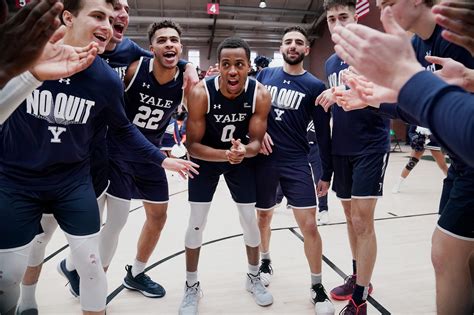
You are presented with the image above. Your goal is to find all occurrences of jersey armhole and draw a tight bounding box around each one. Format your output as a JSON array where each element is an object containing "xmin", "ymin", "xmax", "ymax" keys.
[{"xmin": 125, "ymin": 57, "xmax": 144, "ymax": 92}]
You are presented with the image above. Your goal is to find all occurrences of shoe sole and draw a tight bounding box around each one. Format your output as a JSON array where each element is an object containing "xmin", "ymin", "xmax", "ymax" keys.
[
  {"xmin": 16, "ymin": 309, "xmax": 39, "ymax": 315},
  {"xmin": 122, "ymin": 280, "xmax": 166, "ymax": 298},
  {"xmin": 330, "ymin": 287, "xmax": 374, "ymax": 301},
  {"xmin": 56, "ymin": 262, "xmax": 79, "ymax": 298}
]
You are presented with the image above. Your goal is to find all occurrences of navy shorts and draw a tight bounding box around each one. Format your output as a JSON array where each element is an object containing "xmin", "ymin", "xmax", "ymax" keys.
[
  {"xmin": 437, "ymin": 167, "xmax": 474, "ymax": 240},
  {"xmin": 188, "ymin": 158, "xmax": 256, "ymax": 204},
  {"xmin": 332, "ymin": 153, "xmax": 389, "ymax": 200},
  {"xmin": 0, "ymin": 176, "xmax": 100, "ymax": 249},
  {"xmin": 107, "ymin": 159, "xmax": 169, "ymax": 203},
  {"xmin": 255, "ymin": 155, "xmax": 316, "ymax": 209}
]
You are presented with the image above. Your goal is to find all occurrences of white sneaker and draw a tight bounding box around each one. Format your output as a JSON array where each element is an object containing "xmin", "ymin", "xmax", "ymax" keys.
[
  {"xmin": 179, "ymin": 282, "xmax": 203, "ymax": 315},
  {"xmin": 246, "ymin": 273, "xmax": 273, "ymax": 306},
  {"xmin": 317, "ymin": 211, "xmax": 329, "ymax": 225},
  {"xmin": 311, "ymin": 283, "xmax": 335, "ymax": 315},
  {"xmin": 392, "ymin": 184, "xmax": 400, "ymax": 194}
]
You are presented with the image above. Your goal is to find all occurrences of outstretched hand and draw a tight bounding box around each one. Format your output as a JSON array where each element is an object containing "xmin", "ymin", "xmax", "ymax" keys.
[
  {"xmin": 161, "ymin": 158, "xmax": 199, "ymax": 180},
  {"xmin": 31, "ymin": 26, "xmax": 99, "ymax": 81},
  {"xmin": 0, "ymin": 0, "xmax": 63, "ymax": 85}
]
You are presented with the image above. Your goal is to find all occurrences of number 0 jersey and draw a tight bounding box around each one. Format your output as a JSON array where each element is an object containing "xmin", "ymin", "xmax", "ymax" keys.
[
  {"xmin": 201, "ymin": 75, "xmax": 257, "ymax": 150},
  {"xmin": 107, "ymin": 56, "xmax": 184, "ymax": 162}
]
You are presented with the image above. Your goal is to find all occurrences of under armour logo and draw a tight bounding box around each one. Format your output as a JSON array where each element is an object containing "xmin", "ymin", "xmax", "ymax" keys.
[
  {"xmin": 340, "ymin": 61, "xmax": 346, "ymax": 65},
  {"xmin": 274, "ymin": 108, "xmax": 285, "ymax": 121},
  {"xmin": 243, "ymin": 102, "xmax": 251, "ymax": 108},
  {"xmin": 142, "ymin": 82, "xmax": 150, "ymax": 89},
  {"xmin": 283, "ymin": 80, "xmax": 291, "ymax": 84},
  {"xmin": 214, "ymin": 104, "xmax": 221, "ymax": 109},
  {"xmin": 48, "ymin": 126, "xmax": 67, "ymax": 143},
  {"xmin": 105, "ymin": 58, "xmax": 110, "ymax": 63},
  {"xmin": 59, "ymin": 78, "xmax": 71, "ymax": 85}
]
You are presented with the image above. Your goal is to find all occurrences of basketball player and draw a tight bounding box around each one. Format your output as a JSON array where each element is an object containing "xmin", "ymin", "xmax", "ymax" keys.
[
  {"xmin": 255, "ymin": 26, "xmax": 334, "ymax": 315},
  {"xmin": 178, "ymin": 37, "xmax": 273, "ymax": 315},
  {"xmin": 332, "ymin": 2, "xmax": 474, "ymax": 314},
  {"xmin": 103, "ymin": 19, "xmax": 199, "ymax": 298},
  {"xmin": 0, "ymin": 0, "xmax": 194, "ymax": 314},
  {"xmin": 316, "ymin": 1, "xmax": 390, "ymax": 314}
]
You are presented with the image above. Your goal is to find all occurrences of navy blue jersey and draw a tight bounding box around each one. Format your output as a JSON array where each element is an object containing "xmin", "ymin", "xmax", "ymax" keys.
[
  {"xmin": 0, "ymin": 57, "xmax": 165, "ymax": 189},
  {"xmin": 101, "ymin": 37, "xmax": 153, "ymax": 81},
  {"xmin": 411, "ymin": 25, "xmax": 474, "ymax": 171},
  {"xmin": 108, "ymin": 57, "xmax": 184, "ymax": 161},
  {"xmin": 325, "ymin": 53, "xmax": 390, "ymax": 156},
  {"xmin": 256, "ymin": 67, "xmax": 332, "ymax": 180},
  {"xmin": 201, "ymin": 76, "xmax": 256, "ymax": 150}
]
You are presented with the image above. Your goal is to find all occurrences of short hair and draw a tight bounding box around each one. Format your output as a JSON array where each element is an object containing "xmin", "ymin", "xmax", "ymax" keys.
[
  {"xmin": 62, "ymin": 0, "xmax": 116, "ymax": 17},
  {"xmin": 282, "ymin": 25, "xmax": 309, "ymax": 43},
  {"xmin": 323, "ymin": 0, "xmax": 356, "ymax": 11},
  {"xmin": 217, "ymin": 37, "xmax": 251, "ymax": 61},
  {"xmin": 424, "ymin": 0, "xmax": 436, "ymax": 7},
  {"xmin": 148, "ymin": 20, "xmax": 183, "ymax": 44}
]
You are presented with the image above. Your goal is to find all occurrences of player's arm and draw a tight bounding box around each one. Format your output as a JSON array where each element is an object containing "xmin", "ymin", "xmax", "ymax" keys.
[
  {"xmin": 312, "ymin": 87, "xmax": 333, "ymax": 183},
  {"xmin": 244, "ymin": 82, "xmax": 272, "ymax": 157},
  {"xmin": 186, "ymin": 81, "xmax": 227, "ymax": 161}
]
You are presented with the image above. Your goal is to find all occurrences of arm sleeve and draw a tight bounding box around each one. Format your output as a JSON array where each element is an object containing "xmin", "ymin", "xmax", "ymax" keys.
[
  {"xmin": 105, "ymin": 90, "xmax": 166, "ymax": 166},
  {"xmin": 0, "ymin": 71, "xmax": 42, "ymax": 124},
  {"xmin": 398, "ymin": 70, "xmax": 474, "ymax": 167},
  {"xmin": 312, "ymin": 85, "xmax": 333, "ymax": 182}
]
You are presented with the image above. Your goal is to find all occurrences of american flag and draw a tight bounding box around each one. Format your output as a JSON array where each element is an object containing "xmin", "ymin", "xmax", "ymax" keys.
[{"xmin": 356, "ymin": 0, "xmax": 370, "ymax": 19}]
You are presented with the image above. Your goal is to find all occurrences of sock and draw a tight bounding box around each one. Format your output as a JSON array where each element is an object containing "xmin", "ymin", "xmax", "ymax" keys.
[
  {"xmin": 131, "ymin": 259, "xmax": 147, "ymax": 277},
  {"xmin": 311, "ymin": 272, "xmax": 322, "ymax": 286},
  {"xmin": 17, "ymin": 283, "xmax": 38, "ymax": 312},
  {"xmin": 393, "ymin": 177, "xmax": 405, "ymax": 191},
  {"xmin": 352, "ymin": 259, "xmax": 357, "ymax": 275},
  {"xmin": 248, "ymin": 264, "xmax": 259, "ymax": 276},
  {"xmin": 186, "ymin": 271, "xmax": 198, "ymax": 287},
  {"xmin": 352, "ymin": 284, "xmax": 369, "ymax": 305},
  {"xmin": 65, "ymin": 254, "xmax": 75, "ymax": 271},
  {"xmin": 261, "ymin": 251, "xmax": 271, "ymax": 260}
]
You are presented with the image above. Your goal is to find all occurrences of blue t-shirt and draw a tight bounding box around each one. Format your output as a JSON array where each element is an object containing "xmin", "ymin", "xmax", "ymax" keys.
[
  {"xmin": 410, "ymin": 24, "xmax": 474, "ymax": 171},
  {"xmin": 201, "ymin": 76, "xmax": 256, "ymax": 150},
  {"xmin": 0, "ymin": 57, "xmax": 165, "ymax": 189},
  {"xmin": 256, "ymin": 67, "xmax": 332, "ymax": 181},
  {"xmin": 325, "ymin": 53, "xmax": 390, "ymax": 156},
  {"xmin": 107, "ymin": 57, "xmax": 184, "ymax": 161}
]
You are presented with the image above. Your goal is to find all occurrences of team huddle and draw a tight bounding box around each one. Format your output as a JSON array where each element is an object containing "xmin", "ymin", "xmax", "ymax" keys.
[{"xmin": 0, "ymin": 0, "xmax": 473, "ymax": 314}]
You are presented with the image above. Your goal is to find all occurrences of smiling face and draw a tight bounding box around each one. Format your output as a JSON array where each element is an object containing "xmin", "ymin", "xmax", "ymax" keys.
[
  {"xmin": 218, "ymin": 47, "xmax": 250, "ymax": 98},
  {"xmin": 111, "ymin": 0, "xmax": 129, "ymax": 44},
  {"xmin": 62, "ymin": 0, "xmax": 114, "ymax": 53},
  {"xmin": 326, "ymin": 5, "xmax": 358, "ymax": 35},
  {"xmin": 280, "ymin": 31, "xmax": 309, "ymax": 66},
  {"xmin": 150, "ymin": 27, "xmax": 182, "ymax": 69}
]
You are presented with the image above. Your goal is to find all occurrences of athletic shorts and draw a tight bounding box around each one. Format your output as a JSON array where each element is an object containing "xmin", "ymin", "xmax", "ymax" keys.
[
  {"xmin": 0, "ymin": 176, "xmax": 100, "ymax": 249},
  {"xmin": 437, "ymin": 167, "xmax": 474, "ymax": 240},
  {"xmin": 255, "ymin": 155, "xmax": 316, "ymax": 210},
  {"xmin": 332, "ymin": 153, "xmax": 389, "ymax": 200},
  {"xmin": 188, "ymin": 157, "xmax": 256, "ymax": 204},
  {"xmin": 107, "ymin": 159, "xmax": 169, "ymax": 203}
]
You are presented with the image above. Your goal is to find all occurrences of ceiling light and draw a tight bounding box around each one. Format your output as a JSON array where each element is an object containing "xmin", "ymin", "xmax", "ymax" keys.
[{"xmin": 259, "ymin": 0, "xmax": 267, "ymax": 8}]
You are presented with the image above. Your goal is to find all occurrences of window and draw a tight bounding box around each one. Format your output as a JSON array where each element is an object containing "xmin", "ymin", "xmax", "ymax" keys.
[
  {"xmin": 270, "ymin": 52, "xmax": 284, "ymax": 67},
  {"xmin": 187, "ymin": 49, "xmax": 200, "ymax": 68}
]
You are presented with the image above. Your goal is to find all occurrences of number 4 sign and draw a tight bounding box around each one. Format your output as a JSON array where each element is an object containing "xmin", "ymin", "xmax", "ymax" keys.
[{"xmin": 207, "ymin": 3, "xmax": 219, "ymax": 15}]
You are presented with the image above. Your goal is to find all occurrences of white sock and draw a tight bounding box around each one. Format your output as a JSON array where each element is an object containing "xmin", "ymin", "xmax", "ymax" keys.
[
  {"xmin": 392, "ymin": 177, "xmax": 405, "ymax": 192},
  {"xmin": 186, "ymin": 271, "xmax": 198, "ymax": 286},
  {"xmin": 131, "ymin": 259, "xmax": 146, "ymax": 277},
  {"xmin": 248, "ymin": 264, "xmax": 259, "ymax": 276},
  {"xmin": 311, "ymin": 272, "xmax": 322, "ymax": 286},
  {"xmin": 65, "ymin": 252, "xmax": 75, "ymax": 271},
  {"xmin": 261, "ymin": 251, "xmax": 271, "ymax": 260},
  {"xmin": 18, "ymin": 283, "xmax": 38, "ymax": 312}
]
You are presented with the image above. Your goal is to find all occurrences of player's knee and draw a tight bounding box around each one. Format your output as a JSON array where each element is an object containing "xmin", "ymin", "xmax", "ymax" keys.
[
  {"xmin": 146, "ymin": 209, "xmax": 167, "ymax": 230},
  {"xmin": 257, "ymin": 211, "xmax": 272, "ymax": 228},
  {"xmin": 185, "ymin": 203, "xmax": 211, "ymax": 249},
  {"xmin": 405, "ymin": 157, "xmax": 419, "ymax": 171},
  {"xmin": 351, "ymin": 214, "xmax": 373, "ymax": 236},
  {"xmin": 237, "ymin": 204, "xmax": 261, "ymax": 247}
]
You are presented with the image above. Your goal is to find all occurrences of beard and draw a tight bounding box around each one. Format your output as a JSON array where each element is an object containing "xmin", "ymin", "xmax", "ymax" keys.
[{"xmin": 282, "ymin": 51, "xmax": 305, "ymax": 65}]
